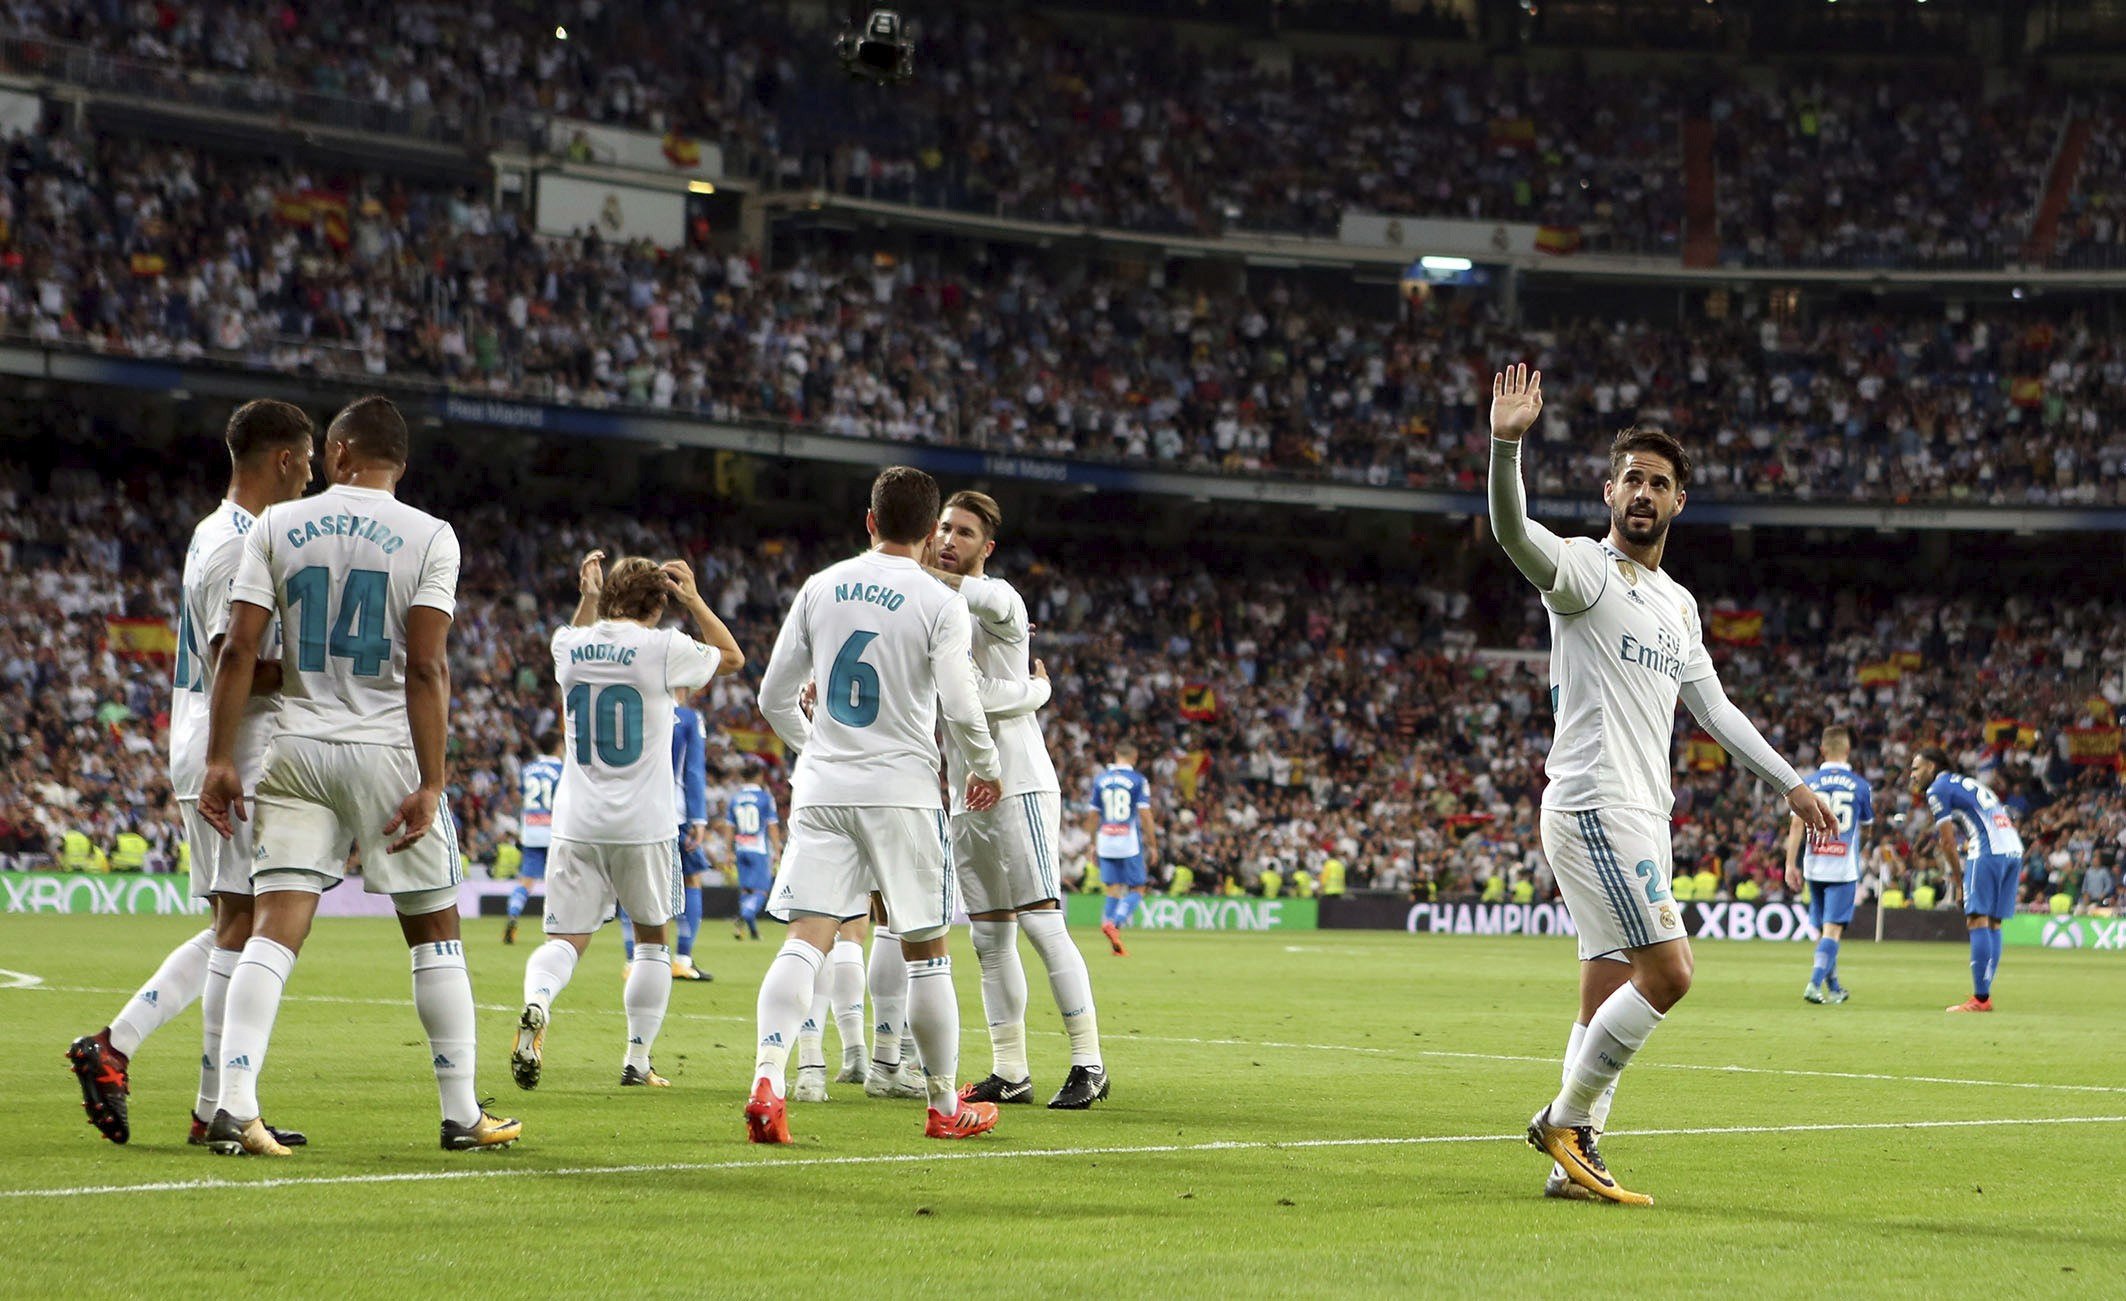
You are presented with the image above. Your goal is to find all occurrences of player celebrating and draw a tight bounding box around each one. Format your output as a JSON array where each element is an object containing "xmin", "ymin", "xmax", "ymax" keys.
[
  {"xmin": 747, "ymin": 465, "xmax": 1005, "ymax": 1144},
  {"xmin": 926, "ymin": 490, "xmax": 1110, "ymax": 1109},
  {"xmin": 671, "ymin": 685, "xmax": 713, "ymax": 981},
  {"xmin": 1487, "ymin": 366, "xmax": 1834, "ymax": 1205},
  {"xmin": 199, "ymin": 396, "xmax": 520, "ymax": 1156},
  {"xmin": 1089, "ymin": 746, "xmax": 1158, "ymax": 957},
  {"xmin": 67, "ymin": 399, "xmax": 315, "ymax": 1149},
  {"xmin": 511, "ymin": 551, "xmax": 743, "ymax": 1090},
  {"xmin": 727, "ymin": 774, "xmax": 781, "ymax": 941},
  {"xmin": 1909, "ymin": 746, "xmax": 2025, "ymax": 1013},
  {"xmin": 504, "ymin": 733, "xmax": 563, "ymax": 946},
  {"xmin": 1784, "ymin": 726, "xmax": 1874, "ymax": 1004}
]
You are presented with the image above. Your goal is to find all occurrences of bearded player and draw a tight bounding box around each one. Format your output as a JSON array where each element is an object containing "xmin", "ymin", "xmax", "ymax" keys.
[{"xmin": 1487, "ymin": 365, "xmax": 1835, "ymax": 1205}]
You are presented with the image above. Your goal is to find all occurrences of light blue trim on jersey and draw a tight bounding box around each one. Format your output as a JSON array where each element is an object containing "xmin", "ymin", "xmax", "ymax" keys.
[
  {"xmin": 440, "ymin": 804, "xmax": 463, "ymax": 886},
  {"xmin": 935, "ymin": 810, "xmax": 953, "ymax": 925},
  {"xmin": 1578, "ymin": 810, "xmax": 1647, "ymax": 949},
  {"xmin": 1023, "ymin": 793, "xmax": 1057, "ymax": 901}
]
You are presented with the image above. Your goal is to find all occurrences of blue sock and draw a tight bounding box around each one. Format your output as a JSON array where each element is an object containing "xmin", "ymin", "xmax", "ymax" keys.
[
  {"xmin": 677, "ymin": 886, "xmax": 702, "ymax": 958},
  {"xmin": 507, "ymin": 884, "xmax": 529, "ymax": 920},
  {"xmin": 1809, "ymin": 937, "xmax": 1833, "ymax": 989},
  {"xmin": 1823, "ymin": 937, "xmax": 1842, "ymax": 990},
  {"xmin": 1101, "ymin": 897, "xmax": 1117, "ymax": 925},
  {"xmin": 740, "ymin": 891, "xmax": 763, "ymax": 938},
  {"xmin": 1982, "ymin": 928, "xmax": 2001, "ymax": 995},
  {"xmin": 1969, "ymin": 929, "xmax": 1990, "ymax": 998},
  {"xmin": 1122, "ymin": 892, "xmax": 1143, "ymax": 926}
]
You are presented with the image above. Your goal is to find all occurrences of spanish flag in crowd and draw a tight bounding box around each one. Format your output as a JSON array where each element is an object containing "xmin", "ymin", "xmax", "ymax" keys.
[
  {"xmin": 2009, "ymin": 377, "xmax": 2044, "ymax": 409},
  {"xmin": 1857, "ymin": 660, "xmax": 1902, "ymax": 686},
  {"xmin": 1983, "ymin": 717, "xmax": 2020, "ymax": 746},
  {"xmin": 721, "ymin": 726, "xmax": 785, "ymax": 762},
  {"xmin": 275, "ymin": 189, "xmax": 351, "ymax": 250},
  {"xmin": 2066, "ymin": 727, "xmax": 2123, "ymax": 767},
  {"xmin": 1534, "ymin": 226, "xmax": 1583, "ymax": 256},
  {"xmin": 662, "ymin": 131, "xmax": 703, "ymax": 169},
  {"xmin": 1179, "ymin": 683, "xmax": 1218, "ymax": 721},
  {"xmin": 105, "ymin": 618, "xmax": 178, "ymax": 660},
  {"xmin": 1174, "ymin": 751, "xmax": 1211, "ymax": 801},
  {"xmin": 1684, "ymin": 732, "xmax": 1727, "ymax": 771},
  {"xmin": 128, "ymin": 253, "xmax": 167, "ymax": 278},
  {"xmin": 2089, "ymin": 696, "xmax": 2118, "ymax": 726},
  {"xmin": 1709, "ymin": 608, "xmax": 1764, "ymax": 646},
  {"xmin": 1895, "ymin": 650, "xmax": 1924, "ymax": 671}
]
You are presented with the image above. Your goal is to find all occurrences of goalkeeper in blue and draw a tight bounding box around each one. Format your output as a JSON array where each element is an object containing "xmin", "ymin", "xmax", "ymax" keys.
[{"xmin": 1782, "ymin": 725, "xmax": 1873, "ymax": 1004}]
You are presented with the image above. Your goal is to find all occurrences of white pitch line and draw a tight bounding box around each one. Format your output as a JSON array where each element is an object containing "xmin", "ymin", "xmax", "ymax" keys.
[
  {"xmin": 1412, "ymin": 1049, "xmax": 2126, "ymax": 1096},
  {"xmin": 5, "ymin": 1114, "xmax": 2121, "ymax": 1202},
  {"xmin": 0, "ymin": 968, "xmax": 43, "ymax": 990}
]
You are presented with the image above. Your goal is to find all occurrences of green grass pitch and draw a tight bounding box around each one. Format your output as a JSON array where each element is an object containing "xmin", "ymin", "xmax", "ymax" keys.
[{"xmin": 2, "ymin": 915, "xmax": 2122, "ymax": 1298}]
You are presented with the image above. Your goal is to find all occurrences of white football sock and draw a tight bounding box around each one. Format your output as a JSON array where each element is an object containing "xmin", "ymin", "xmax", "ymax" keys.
[
  {"xmin": 195, "ymin": 946, "xmax": 240, "ymax": 1120},
  {"xmin": 868, "ymin": 929, "xmax": 907, "ymax": 1068},
  {"xmin": 831, "ymin": 938, "xmax": 866, "ymax": 1065},
  {"xmin": 523, "ymin": 939, "xmax": 578, "ymax": 1015},
  {"xmin": 110, "ymin": 927, "xmax": 214, "ymax": 1058},
  {"xmin": 1551, "ymin": 1020, "xmax": 1617, "ymax": 1180},
  {"xmin": 797, "ymin": 974, "xmax": 830, "ymax": 1072},
  {"xmin": 217, "ymin": 936, "xmax": 297, "ymax": 1121},
  {"xmin": 1020, "ymin": 909, "xmax": 1102, "ymax": 1067},
  {"xmin": 1551, "ymin": 983, "xmax": 1662, "ymax": 1127},
  {"xmin": 906, "ymin": 955, "xmax": 961, "ymax": 1115},
  {"xmin": 753, "ymin": 939, "xmax": 823, "ymax": 1099},
  {"xmin": 411, "ymin": 941, "xmax": 481, "ymax": 1127},
  {"xmin": 624, "ymin": 944, "xmax": 670, "ymax": 1073},
  {"xmin": 971, "ymin": 919, "xmax": 1030, "ymax": 1081}
]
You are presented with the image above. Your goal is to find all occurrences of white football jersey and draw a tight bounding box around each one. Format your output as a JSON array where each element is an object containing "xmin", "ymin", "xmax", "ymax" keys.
[
  {"xmin": 169, "ymin": 500, "xmax": 280, "ymax": 798},
  {"xmin": 944, "ymin": 573, "xmax": 1059, "ymax": 812},
  {"xmin": 1538, "ymin": 537, "xmax": 1715, "ymax": 815},
  {"xmin": 550, "ymin": 621, "xmax": 721, "ymax": 844},
  {"xmin": 758, "ymin": 550, "xmax": 999, "ymax": 811},
  {"xmin": 230, "ymin": 484, "xmax": 459, "ymax": 748}
]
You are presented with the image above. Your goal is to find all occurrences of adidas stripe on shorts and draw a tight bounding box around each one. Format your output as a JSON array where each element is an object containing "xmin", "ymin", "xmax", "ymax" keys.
[{"xmin": 1540, "ymin": 806, "xmax": 1688, "ymax": 961}]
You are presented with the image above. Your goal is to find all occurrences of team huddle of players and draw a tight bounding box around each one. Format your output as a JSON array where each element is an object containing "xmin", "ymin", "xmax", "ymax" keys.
[{"xmin": 64, "ymin": 383, "xmax": 2024, "ymax": 1182}]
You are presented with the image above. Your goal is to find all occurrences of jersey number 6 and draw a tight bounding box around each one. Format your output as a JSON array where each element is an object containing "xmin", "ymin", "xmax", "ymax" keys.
[{"xmin": 828, "ymin": 631, "xmax": 881, "ymax": 727}]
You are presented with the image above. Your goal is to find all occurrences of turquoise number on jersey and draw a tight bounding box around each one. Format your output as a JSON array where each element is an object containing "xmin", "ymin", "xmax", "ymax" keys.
[
  {"xmin": 1633, "ymin": 859, "xmax": 1670, "ymax": 904},
  {"xmin": 174, "ymin": 596, "xmax": 201, "ymax": 692},
  {"xmin": 566, "ymin": 683, "xmax": 644, "ymax": 766},
  {"xmin": 827, "ymin": 631, "xmax": 881, "ymax": 727},
  {"xmin": 286, "ymin": 566, "xmax": 391, "ymax": 677}
]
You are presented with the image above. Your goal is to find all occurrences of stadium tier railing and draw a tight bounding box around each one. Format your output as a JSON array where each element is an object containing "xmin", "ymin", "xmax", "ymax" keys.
[{"xmin": 6, "ymin": 336, "xmax": 2126, "ymax": 532}]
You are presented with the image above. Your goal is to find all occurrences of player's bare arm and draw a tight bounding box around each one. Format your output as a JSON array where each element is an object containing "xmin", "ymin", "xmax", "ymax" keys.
[
  {"xmin": 1936, "ymin": 822, "xmax": 1963, "ymax": 901},
  {"xmin": 570, "ymin": 549, "xmax": 606, "ymax": 626},
  {"xmin": 199, "ymin": 599, "xmax": 272, "ymax": 838},
  {"xmin": 1141, "ymin": 806, "xmax": 1160, "ymax": 867},
  {"xmin": 662, "ymin": 559, "xmax": 745, "ymax": 675},
  {"xmin": 384, "ymin": 604, "xmax": 452, "ymax": 855}
]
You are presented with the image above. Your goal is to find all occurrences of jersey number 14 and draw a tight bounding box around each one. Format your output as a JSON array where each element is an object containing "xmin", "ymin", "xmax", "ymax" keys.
[{"xmin": 287, "ymin": 566, "xmax": 391, "ymax": 678}]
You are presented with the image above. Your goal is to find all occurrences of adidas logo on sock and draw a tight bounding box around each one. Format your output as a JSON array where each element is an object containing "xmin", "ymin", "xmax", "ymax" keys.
[
  {"xmin": 432, "ymin": 1053, "xmax": 454, "ymax": 1069},
  {"xmin": 629, "ymin": 1036, "xmax": 644, "ymax": 1045},
  {"xmin": 141, "ymin": 990, "xmax": 158, "ymax": 1005},
  {"xmin": 226, "ymin": 1054, "xmax": 251, "ymax": 1069},
  {"xmin": 761, "ymin": 1032, "xmax": 784, "ymax": 1047}
]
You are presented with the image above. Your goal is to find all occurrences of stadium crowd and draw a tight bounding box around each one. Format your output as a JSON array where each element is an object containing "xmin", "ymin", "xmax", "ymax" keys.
[
  {"xmin": 3, "ymin": 466, "xmax": 2121, "ymax": 917},
  {"xmin": 2, "ymin": 2, "xmax": 2118, "ymax": 266},
  {"xmin": 4, "ymin": 129, "xmax": 2126, "ymax": 506}
]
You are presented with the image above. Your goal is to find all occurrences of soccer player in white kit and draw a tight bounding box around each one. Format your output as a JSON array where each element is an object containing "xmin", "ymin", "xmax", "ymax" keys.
[
  {"xmin": 1487, "ymin": 366, "xmax": 1834, "ymax": 1205},
  {"xmin": 198, "ymin": 396, "xmax": 520, "ymax": 1156},
  {"xmin": 748, "ymin": 466, "xmax": 1006, "ymax": 1144},
  {"xmin": 924, "ymin": 490, "xmax": 1110, "ymax": 1110},
  {"xmin": 66, "ymin": 399, "xmax": 315, "ymax": 1149},
  {"xmin": 510, "ymin": 550, "xmax": 743, "ymax": 1090}
]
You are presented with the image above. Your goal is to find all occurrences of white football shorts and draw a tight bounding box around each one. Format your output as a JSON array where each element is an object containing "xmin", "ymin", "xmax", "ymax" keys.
[
  {"xmin": 542, "ymin": 837, "xmax": 682, "ymax": 934},
  {"xmin": 953, "ymin": 791, "xmax": 1063, "ymax": 915},
  {"xmin": 181, "ymin": 797, "xmax": 254, "ymax": 900},
  {"xmin": 252, "ymin": 736, "xmax": 462, "ymax": 897},
  {"xmin": 1540, "ymin": 805, "xmax": 1688, "ymax": 961},
  {"xmin": 768, "ymin": 804, "xmax": 956, "ymax": 940}
]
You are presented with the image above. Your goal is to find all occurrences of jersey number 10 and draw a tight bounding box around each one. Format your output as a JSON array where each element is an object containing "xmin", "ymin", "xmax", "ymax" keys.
[{"xmin": 566, "ymin": 683, "xmax": 644, "ymax": 767}]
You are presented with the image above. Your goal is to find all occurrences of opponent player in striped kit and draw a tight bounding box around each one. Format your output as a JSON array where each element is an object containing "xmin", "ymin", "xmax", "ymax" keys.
[{"xmin": 1783, "ymin": 726, "xmax": 1874, "ymax": 1004}]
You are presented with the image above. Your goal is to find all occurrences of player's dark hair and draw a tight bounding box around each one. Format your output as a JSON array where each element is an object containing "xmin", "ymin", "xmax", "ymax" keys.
[
  {"xmin": 1820, "ymin": 725, "xmax": 1852, "ymax": 753},
  {"xmin": 1608, "ymin": 426, "xmax": 1692, "ymax": 488},
  {"xmin": 871, "ymin": 465, "xmax": 940, "ymax": 544},
  {"xmin": 537, "ymin": 729, "xmax": 561, "ymax": 755},
  {"xmin": 943, "ymin": 489, "xmax": 1003, "ymax": 542},
  {"xmin": 1917, "ymin": 745, "xmax": 1954, "ymax": 775},
  {"xmin": 225, "ymin": 399, "xmax": 313, "ymax": 464},
  {"xmin": 328, "ymin": 395, "xmax": 411, "ymax": 466},
  {"xmin": 1115, "ymin": 742, "xmax": 1138, "ymax": 761},
  {"xmin": 599, "ymin": 556, "xmax": 670, "ymax": 623}
]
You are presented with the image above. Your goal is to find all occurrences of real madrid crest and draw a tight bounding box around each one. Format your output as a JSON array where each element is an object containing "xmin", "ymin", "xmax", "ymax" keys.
[{"xmin": 1615, "ymin": 558, "xmax": 1638, "ymax": 586}]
